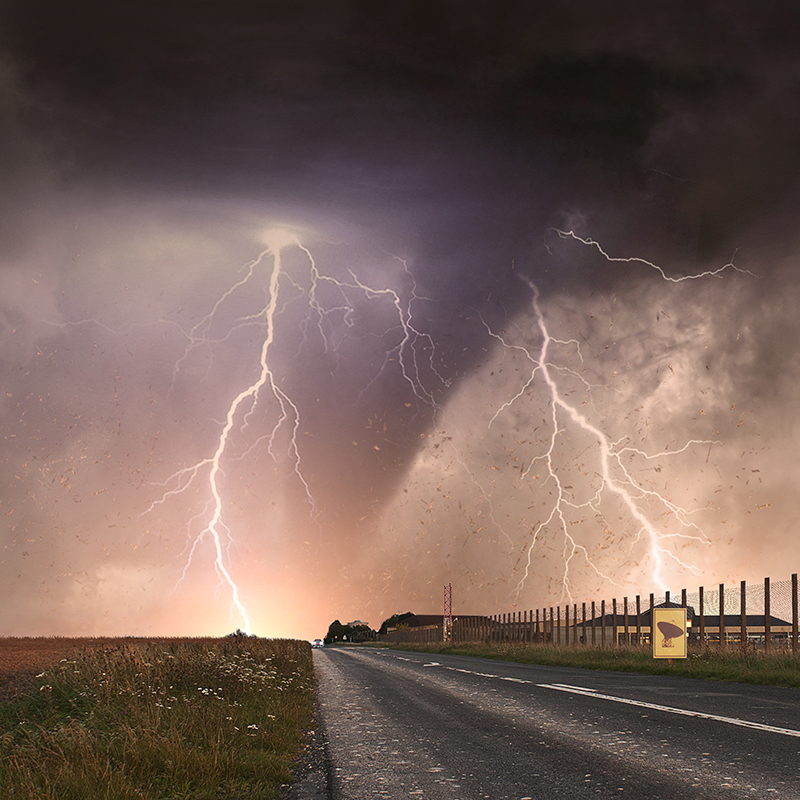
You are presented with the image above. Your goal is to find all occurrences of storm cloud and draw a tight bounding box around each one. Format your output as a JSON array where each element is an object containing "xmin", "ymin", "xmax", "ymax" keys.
[{"xmin": 2, "ymin": 3, "xmax": 800, "ymax": 638}]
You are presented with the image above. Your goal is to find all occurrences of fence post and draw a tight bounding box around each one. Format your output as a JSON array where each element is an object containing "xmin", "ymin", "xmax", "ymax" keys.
[
  {"xmin": 765, "ymin": 577, "xmax": 771, "ymax": 654},
  {"xmin": 719, "ymin": 583, "xmax": 726, "ymax": 648},
  {"xmin": 557, "ymin": 606, "xmax": 561, "ymax": 645},
  {"xmin": 549, "ymin": 607, "xmax": 554, "ymax": 645},
  {"xmin": 565, "ymin": 604, "xmax": 570, "ymax": 645},
  {"xmin": 600, "ymin": 600, "xmax": 605, "ymax": 646},
  {"xmin": 740, "ymin": 581, "xmax": 747, "ymax": 652},
  {"xmin": 623, "ymin": 597, "xmax": 629, "ymax": 646},
  {"xmin": 649, "ymin": 593, "xmax": 654, "ymax": 648},
  {"xmin": 591, "ymin": 601, "xmax": 596, "ymax": 645},
  {"xmin": 793, "ymin": 574, "xmax": 798, "ymax": 655},
  {"xmin": 681, "ymin": 589, "xmax": 687, "ymax": 646},
  {"xmin": 699, "ymin": 586, "xmax": 705, "ymax": 647},
  {"xmin": 573, "ymin": 603, "xmax": 578, "ymax": 647},
  {"xmin": 636, "ymin": 595, "xmax": 641, "ymax": 647},
  {"xmin": 582, "ymin": 602, "xmax": 587, "ymax": 645},
  {"xmin": 612, "ymin": 598, "xmax": 617, "ymax": 647}
]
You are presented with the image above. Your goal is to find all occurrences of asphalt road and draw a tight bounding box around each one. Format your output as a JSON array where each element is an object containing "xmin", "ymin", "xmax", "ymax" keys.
[{"xmin": 308, "ymin": 647, "xmax": 800, "ymax": 799}]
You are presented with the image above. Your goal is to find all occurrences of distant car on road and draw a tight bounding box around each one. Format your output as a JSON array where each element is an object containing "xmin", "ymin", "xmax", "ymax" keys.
[{"xmin": 312, "ymin": 639, "xmax": 325, "ymax": 648}]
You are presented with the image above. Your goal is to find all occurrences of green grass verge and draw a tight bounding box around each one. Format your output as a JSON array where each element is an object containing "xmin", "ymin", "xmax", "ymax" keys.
[
  {"xmin": 373, "ymin": 641, "xmax": 800, "ymax": 687},
  {"xmin": 0, "ymin": 637, "xmax": 314, "ymax": 800}
]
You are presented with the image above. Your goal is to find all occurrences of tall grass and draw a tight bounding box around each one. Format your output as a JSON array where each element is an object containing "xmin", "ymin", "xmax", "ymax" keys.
[
  {"xmin": 381, "ymin": 641, "xmax": 800, "ymax": 687},
  {"xmin": 0, "ymin": 637, "xmax": 313, "ymax": 799}
]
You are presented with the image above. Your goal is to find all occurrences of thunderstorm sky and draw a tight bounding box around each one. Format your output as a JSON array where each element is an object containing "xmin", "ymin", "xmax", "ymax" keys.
[{"xmin": 2, "ymin": 3, "xmax": 800, "ymax": 639}]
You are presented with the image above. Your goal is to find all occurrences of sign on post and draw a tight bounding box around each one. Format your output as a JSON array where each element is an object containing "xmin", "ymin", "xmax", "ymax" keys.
[{"xmin": 652, "ymin": 608, "xmax": 688, "ymax": 659}]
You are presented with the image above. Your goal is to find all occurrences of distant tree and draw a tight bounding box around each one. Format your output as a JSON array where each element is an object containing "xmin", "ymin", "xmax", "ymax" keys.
[
  {"xmin": 324, "ymin": 619, "xmax": 377, "ymax": 643},
  {"xmin": 349, "ymin": 623, "xmax": 376, "ymax": 642},
  {"xmin": 378, "ymin": 611, "xmax": 414, "ymax": 636},
  {"xmin": 324, "ymin": 619, "xmax": 352, "ymax": 644}
]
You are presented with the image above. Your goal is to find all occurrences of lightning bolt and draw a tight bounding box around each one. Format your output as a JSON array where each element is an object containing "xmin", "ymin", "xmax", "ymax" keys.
[
  {"xmin": 142, "ymin": 227, "xmax": 443, "ymax": 631},
  {"xmin": 487, "ymin": 232, "xmax": 753, "ymax": 604},
  {"xmin": 549, "ymin": 229, "xmax": 760, "ymax": 281}
]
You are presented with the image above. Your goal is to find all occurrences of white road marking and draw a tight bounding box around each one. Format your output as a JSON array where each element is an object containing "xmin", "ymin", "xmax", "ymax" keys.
[
  {"xmin": 445, "ymin": 666, "xmax": 534, "ymax": 683},
  {"xmin": 537, "ymin": 683, "xmax": 800, "ymax": 738},
  {"xmin": 382, "ymin": 654, "xmax": 800, "ymax": 739}
]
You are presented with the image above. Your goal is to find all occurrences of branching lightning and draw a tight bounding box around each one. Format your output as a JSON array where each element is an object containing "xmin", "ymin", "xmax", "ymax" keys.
[
  {"xmin": 483, "ymin": 231, "xmax": 754, "ymax": 603},
  {"xmin": 549, "ymin": 229, "xmax": 760, "ymax": 281},
  {"xmin": 142, "ymin": 228, "xmax": 443, "ymax": 631}
]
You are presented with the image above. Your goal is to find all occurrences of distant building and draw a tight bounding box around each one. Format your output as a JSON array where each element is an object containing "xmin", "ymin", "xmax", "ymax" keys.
[{"xmin": 403, "ymin": 614, "xmax": 444, "ymax": 628}]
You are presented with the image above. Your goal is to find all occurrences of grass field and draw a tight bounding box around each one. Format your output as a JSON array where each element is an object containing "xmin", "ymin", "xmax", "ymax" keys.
[
  {"xmin": 377, "ymin": 640, "xmax": 800, "ymax": 687},
  {"xmin": 0, "ymin": 636, "xmax": 314, "ymax": 799}
]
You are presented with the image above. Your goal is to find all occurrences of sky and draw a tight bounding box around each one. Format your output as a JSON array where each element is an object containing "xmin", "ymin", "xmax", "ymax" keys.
[{"xmin": 2, "ymin": 2, "xmax": 800, "ymax": 640}]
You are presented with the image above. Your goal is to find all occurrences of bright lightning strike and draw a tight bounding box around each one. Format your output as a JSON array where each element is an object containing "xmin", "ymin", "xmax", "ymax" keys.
[
  {"xmin": 485, "ymin": 232, "xmax": 755, "ymax": 604},
  {"xmin": 549, "ymin": 229, "xmax": 760, "ymax": 281},
  {"xmin": 143, "ymin": 227, "xmax": 442, "ymax": 631}
]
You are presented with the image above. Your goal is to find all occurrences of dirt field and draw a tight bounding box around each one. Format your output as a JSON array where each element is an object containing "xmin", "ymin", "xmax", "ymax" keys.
[
  {"xmin": 0, "ymin": 637, "xmax": 198, "ymax": 702},
  {"xmin": 0, "ymin": 638, "xmax": 112, "ymax": 701}
]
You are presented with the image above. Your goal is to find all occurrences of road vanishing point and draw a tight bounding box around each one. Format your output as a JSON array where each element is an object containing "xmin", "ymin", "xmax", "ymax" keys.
[{"xmin": 293, "ymin": 647, "xmax": 800, "ymax": 799}]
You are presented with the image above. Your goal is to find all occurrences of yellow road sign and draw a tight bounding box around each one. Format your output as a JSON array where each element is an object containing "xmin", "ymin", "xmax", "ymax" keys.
[{"xmin": 652, "ymin": 608, "xmax": 688, "ymax": 659}]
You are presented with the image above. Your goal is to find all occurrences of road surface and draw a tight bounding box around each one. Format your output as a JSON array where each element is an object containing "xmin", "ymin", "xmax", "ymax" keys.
[{"xmin": 306, "ymin": 647, "xmax": 800, "ymax": 799}]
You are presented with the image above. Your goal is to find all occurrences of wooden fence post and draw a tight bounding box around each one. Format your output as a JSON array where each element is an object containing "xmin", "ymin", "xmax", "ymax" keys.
[
  {"xmin": 681, "ymin": 589, "xmax": 687, "ymax": 647},
  {"xmin": 699, "ymin": 586, "xmax": 705, "ymax": 647},
  {"xmin": 623, "ymin": 597, "xmax": 629, "ymax": 646},
  {"xmin": 740, "ymin": 581, "xmax": 747, "ymax": 651},
  {"xmin": 573, "ymin": 603, "xmax": 578, "ymax": 647},
  {"xmin": 601, "ymin": 600, "xmax": 606, "ymax": 646},
  {"xmin": 612, "ymin": 598, "xmax": 617, "ymax": 647},
  {"xmin": 582, "ymin": 602, "xmax": 587, "ymax": 645},
  {"xmin": 636, "ymin": 595, "xmax": 641, "ymax": 647},
  {"xmin": 591, "ymin": 601, "xmax": 596, "ymax": 645},
  {"xmin": 719, "ymin": 583, "xmax": 726, "ymax": 648},
  {"xmin": 793, "ymin": 574, "xmax": 798, "ymax": 655},
  {"xmin": 530, "ymin": 609, "xmax": 535, "ymax": 643},
  {"xmin": 649, "ymin": 593, "xmax": 654, "ymax": 648},
  {"xmin": 765, "ymin": 577, "xmax": 771, "ymax": 654}
]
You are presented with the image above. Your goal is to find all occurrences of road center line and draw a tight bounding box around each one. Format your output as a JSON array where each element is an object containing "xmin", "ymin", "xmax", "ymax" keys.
[{"xmin": 537, "ymin": 683, "xmax": 800, "ymax": 738}]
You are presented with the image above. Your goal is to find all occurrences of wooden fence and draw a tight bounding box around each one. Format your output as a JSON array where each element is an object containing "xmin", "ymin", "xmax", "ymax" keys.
[{"xmin": 378, "ymin": 573, "xmax": 800, "ymax": 652}]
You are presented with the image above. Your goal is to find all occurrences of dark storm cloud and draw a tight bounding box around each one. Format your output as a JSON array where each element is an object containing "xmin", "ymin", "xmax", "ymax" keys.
[{"xmin": 2, "ymin": 3, "xmax": 800, "ymax": 636}]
